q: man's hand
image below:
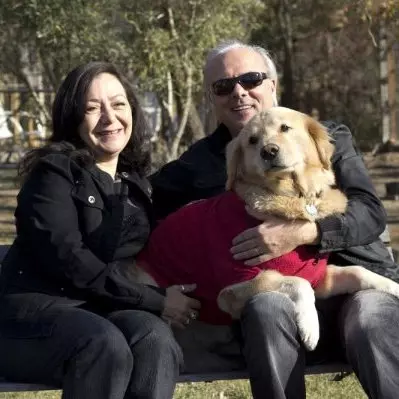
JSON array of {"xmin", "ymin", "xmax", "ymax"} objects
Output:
[
  {"xmin": 231, "ymin": 211, "xmax": 320, "ymax": 266},
  {"xmin": 162, "ymin": 284, "xmax": 201, "ymax": 329}
]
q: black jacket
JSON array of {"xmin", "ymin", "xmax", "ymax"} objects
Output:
[
  {"xmin": 0, "ymin": 153, "xmax": 166, "ymax": 317},
  {"xmin": 150, "ymin": 122, "xmax": 398, "ymax": 275}
]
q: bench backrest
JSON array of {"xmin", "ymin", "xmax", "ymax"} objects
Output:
[{"xmin": 0, "ymin": 245, "xmax": 9, "ymax": 264}]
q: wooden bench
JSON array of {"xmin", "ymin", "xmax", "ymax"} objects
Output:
[
  {"xmin": 0, "ymin": 228, "xmax": 394, "ymax": 393},
  {"xmin": 386, "ymin": 182, "xmax": 399, "ymax": 200}
]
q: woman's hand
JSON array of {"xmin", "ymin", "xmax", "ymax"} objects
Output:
[
  {"xmin": 162, "ymin": 284, "xmax": 201, "ymax": 329},
  {"xmin": 231, "ymin": 210, "xmax": 320, "ymax": 266}
]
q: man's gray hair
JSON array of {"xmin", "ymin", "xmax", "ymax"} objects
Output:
[{"xmin": 204, "ymin": 39, "xmax": 279, "ymax": 106}]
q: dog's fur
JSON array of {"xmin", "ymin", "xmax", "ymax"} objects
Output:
[{"xmin": 137, "ymin": 107, "xmax": 399, "ymax": 350}]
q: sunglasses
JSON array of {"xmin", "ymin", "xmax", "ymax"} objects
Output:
[{"xmin": 212, "ymin": 72, "xmax": 268, "ymax": 96}]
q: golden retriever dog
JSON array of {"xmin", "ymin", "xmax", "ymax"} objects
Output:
[{"xmin": 136, "ymin": 107, "xmax": 399, "ymax": 350}]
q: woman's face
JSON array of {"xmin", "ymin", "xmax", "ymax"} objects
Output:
[{"xmin": 78, "ymin": 73, "xmax": 133, "ymax": 162}]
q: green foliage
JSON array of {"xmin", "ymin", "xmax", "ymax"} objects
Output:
[
  {"xmin": 120, "ymin": 0, "xmax": 264, "ymax": 95},
  {"xmin": 250, "ymin": 0, "xmax": 392, "ymax": 147},
  {"xmin": 0, "ymin": 0, "xmax": 123, "ymax": 88},
  {"xmin": 0, "ymin": 0, "xmax": 395, "ymax": 150},
  {"xmin": 0, "ymin": 0, "xmax": 264, "ymax": 148},
  {"xmin": 115, "ymin": 0, "xmax": 265, "ymax": 152}
]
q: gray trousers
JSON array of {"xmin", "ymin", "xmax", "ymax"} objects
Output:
[
  {"xmin": 0, "ymin": 306, "xmax": 183, "ymax": 399},
  {"xmin": 174, "ymin": 290, "xmax": 399, "ymax": 399}
]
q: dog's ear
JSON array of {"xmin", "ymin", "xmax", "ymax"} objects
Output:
[
  {"xmin": 306, "ymin": 116, "xmax": 335, "ymax": 170},
  {"xmin": 225, "ymin": 137, "xmax": 243, "ymax": 190}
]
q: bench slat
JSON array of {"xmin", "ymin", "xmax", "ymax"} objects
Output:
[
  {"xmin": 177, "ymin": 363, "xmax": 352, "ymax": 383},
  {"xmin": 0, "ymin": 380, "xmax": 58, "ymax": 393},
  {"xmin": 0, "ymin": 245, "xmax": 10, "ymax": 263}
]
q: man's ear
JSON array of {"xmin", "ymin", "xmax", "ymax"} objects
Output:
[
  {"xmin": 306, "ymin": 117, "xmax": 335, "ymax": 170},
  {"xmin": 225, "ymin": 137, "xmax": 243, "ymax": 190}
]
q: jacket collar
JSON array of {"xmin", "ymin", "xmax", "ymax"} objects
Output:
[
  {"xmin": 118, "ymin": 170, "xmax": 152, "ymax": 201},
  {"xmin": 85, "ymin": 164, "xmax": 152, "ymax": 202},
  {"xmin": 207, "ymin": 124, "xmax": 233, "ymax": 155}
]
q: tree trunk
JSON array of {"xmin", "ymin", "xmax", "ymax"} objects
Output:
[
  {"xmin": 379, "ymin": 19, "xmax": 390, "ymax": 143},
  {"xmin": 274, "ymin": 0, "xmax": 297, "ymax": 109},
  {"xmin": 387, "ymin": 46, "xmax": 397, "ymax": 142},
  {"xmin": 168, "ymin": 65, "xmax": 193, "ymax": 161}
]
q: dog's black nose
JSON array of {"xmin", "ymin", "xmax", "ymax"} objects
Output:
[{"xmin": 261, "ymin": 143, "xmax": 280, "ymax": 160}]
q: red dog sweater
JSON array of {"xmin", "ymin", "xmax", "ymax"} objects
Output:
[{"xmin": 137, "ymin": 191, "xmax": 327, "ymax": 324}]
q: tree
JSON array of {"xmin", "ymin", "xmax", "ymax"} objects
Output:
[
  {"xmin": 0, "ymin": 0, "xmax": 123, "ymax": 131},
  {"xmin": 364, "ymin": 0, "xmax": 399, "ymax": 144},
  {"xmin": 251, "ymin": 0, "xmax": 398, "ymax": 149},
  {"xmin": 0, "ymin": 0, "xmax": 264, "ymax": 161},
  {"xmin": 119, "ymin": 0, "xmax": 264, "ymax": 161}
]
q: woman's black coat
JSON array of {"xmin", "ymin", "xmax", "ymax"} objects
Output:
[{"xmin": 0, "ymin": 153, "xmax": 166, "ymax": 321}]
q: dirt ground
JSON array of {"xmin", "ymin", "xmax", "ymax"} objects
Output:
[{"xmin": 2, "ymin": 153, "xmax": 399, "ymax": 255}]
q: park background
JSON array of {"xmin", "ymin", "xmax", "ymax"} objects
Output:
[{"xmin": 0, "ymin": 0, "xmax": 398, "ymax": 398}]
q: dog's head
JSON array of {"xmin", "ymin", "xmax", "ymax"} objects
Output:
[{"xmin": 226, "ymin": 107, "xmax": 335, "ymax": 192}]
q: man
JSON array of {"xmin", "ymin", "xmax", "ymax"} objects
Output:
[{"xmin": 150, "ymin": 40, "xmax": 399, "ymax": 399}]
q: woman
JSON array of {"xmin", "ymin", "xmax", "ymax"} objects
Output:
[{"xmin": 0, "ymin": 62, "xmax": 200, "ymax": 399}]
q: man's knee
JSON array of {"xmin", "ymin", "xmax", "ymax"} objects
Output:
[
  {"xmin": 241, "ymin": 292, "xmax": 296, "ymax": 328},
  {"xmin": 342, "ymin": 290, "xmax": 399, "ymax": 344},
  {"xmin": 240, "ymin": 292, "xmax": 304, "ymax": 371}
]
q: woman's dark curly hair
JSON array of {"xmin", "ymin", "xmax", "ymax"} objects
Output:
[{"xmin": 19, "ymin": 61, "xmax": 151, "ymax": 178}]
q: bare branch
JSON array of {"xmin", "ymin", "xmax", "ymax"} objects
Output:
[
  {"xmin": 167, "ymin": 6, "xmax": 179, "ymax": 40},
  {"xmin": 169, "ymin": 64, "xmax": 192, "ymax": 160},
  {"xmin": 365, "ymin": 7, "xmax": 378, "ymax": 47}
]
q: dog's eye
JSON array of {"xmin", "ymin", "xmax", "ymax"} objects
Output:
[
  {"xmin": 281, "ymin": 124, "xmax": 291, "ymax": 132},
  {"xmin": 248, "ymin": 135, "xmax": 259, "ymax": 145}
]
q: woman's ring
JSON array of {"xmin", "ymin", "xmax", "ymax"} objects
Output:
[
  {"xmin": 181, "ymin": 285, "xmax": 185, "ymax": 293},
  {"xmin": 184, "ymin": 318, "xmax": 190, "ymax": 325}
]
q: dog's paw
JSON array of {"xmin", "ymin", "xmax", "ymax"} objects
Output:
[
  {"xmin": 296, "ymin": 306, "xmax": 320, "ymax": 351},
  {"xmin": 358, "ymin": 267, "xmax": 399, "ymax": 299},
  {"xmin": 378, "ymin": 280, "xmax": 399, "ymax": 299}
]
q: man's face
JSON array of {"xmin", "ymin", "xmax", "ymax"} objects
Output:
[{"xmin": 207, "ymin": 47, "xmax": 276, "ymax": 137}]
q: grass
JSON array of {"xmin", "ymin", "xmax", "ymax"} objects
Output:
[{"xmin": 0, "ymin": 374, "xmax": 367, "ymax": 398}]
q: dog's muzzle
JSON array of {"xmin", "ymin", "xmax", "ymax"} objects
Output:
[{"xmin": 261, "ymin": 143, "xmax": 280, "ymax": 160}]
